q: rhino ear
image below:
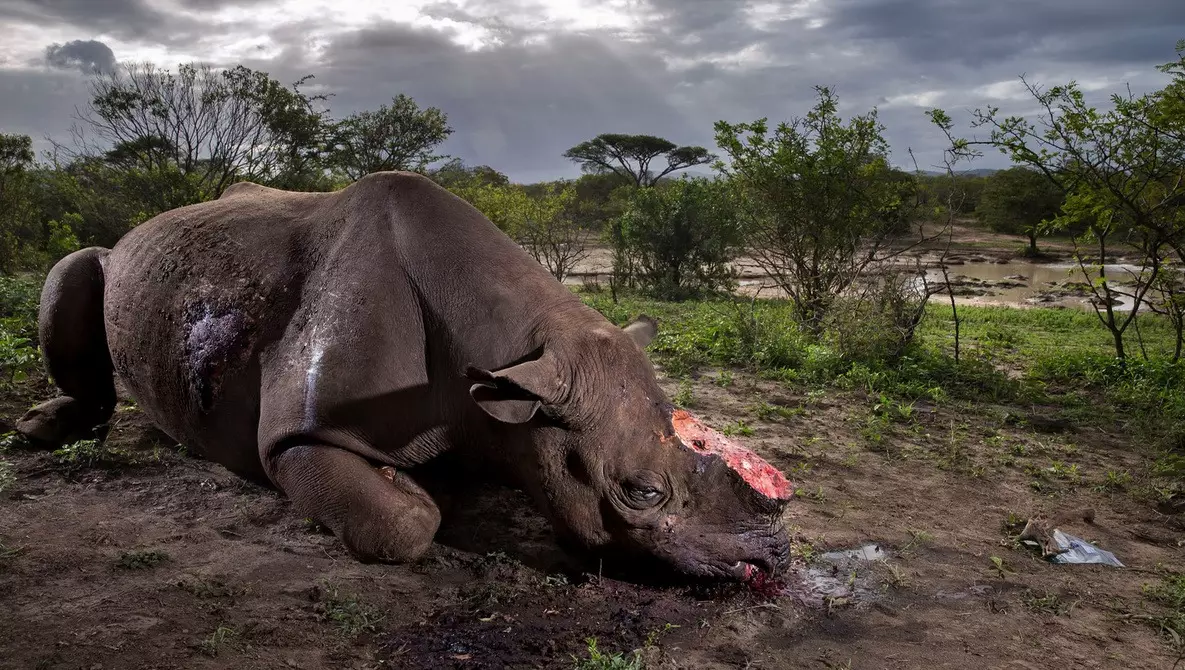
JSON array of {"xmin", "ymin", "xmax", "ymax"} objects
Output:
[
  {"xmin": 466, "ymin": 353, "xmax": 567, "ymax": 424},
  {"xmin": 622, "ymin": 314, "xmax": 658, "ymax": 348}
]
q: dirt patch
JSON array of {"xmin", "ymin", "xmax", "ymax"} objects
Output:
[{"xmin": 2, "ymin": 368, "xmax": 1183, "ymax": 669}]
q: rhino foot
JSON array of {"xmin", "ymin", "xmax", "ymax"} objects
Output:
[
  {"xmin": 15, "ymin": 396, "xmax": 111, "ymax": 448},
  {"xmin": 271, "ymin": 444, "xmax": 442, "ymax": 564}
]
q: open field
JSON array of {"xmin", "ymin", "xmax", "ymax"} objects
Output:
[{"xmin": 1, "ymin": 238, "xmax": 1183, "ymax": 668}]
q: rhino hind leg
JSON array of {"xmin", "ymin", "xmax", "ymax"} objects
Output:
[
  {"xmin": 16, "ymin": 247, "xmax": 116, "ymax": 446},
  {"xmin": 272, "ymin": 444, "xmax": 442, "ymax": 563}
]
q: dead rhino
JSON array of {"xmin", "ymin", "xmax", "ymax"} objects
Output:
[{"xmin": 16, "ymin": 171, "xmax": 793, "ymax": 581}]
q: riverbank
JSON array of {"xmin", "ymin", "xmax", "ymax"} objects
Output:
[{"xmin": 563, "ymin": 222, "xmax": 1167, "ymax": 312}]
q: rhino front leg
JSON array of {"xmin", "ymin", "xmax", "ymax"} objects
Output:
[{"xmin": 272, "ymin": 444, "xmax": 441, "ymax": 563}]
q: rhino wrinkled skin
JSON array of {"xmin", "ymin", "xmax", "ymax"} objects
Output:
[{"xmin": 16, "ymin": 171, "xmax": 792, "ymax": 581}]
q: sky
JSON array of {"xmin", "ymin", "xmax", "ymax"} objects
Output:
[{"xmin": 1, "ymin": 0, "xmax": 1183, "ymax": 183}]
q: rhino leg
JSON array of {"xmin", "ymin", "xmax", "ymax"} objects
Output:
[
  {"xmin": 16, "ymin": 247, "xmax": 116, "ymax": 446},
  {"xmin": 272, "ymin": 444, "xmax": 441, "ymax": 563}
]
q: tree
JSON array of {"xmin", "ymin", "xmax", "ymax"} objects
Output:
[
  {"xmin": 929, "ymin": 39, "xmax": 1185, "ymax": 361},
  {"xmin": 616, "ymin": 177, "xmax": 742, "ymax": 299},
  {"xmin": 328, "ymin": 94, "xmax": 452, "ymax": 180},
  {"xmin": 563, "ymin": 134, "xmax": 714, "ymax": 188},
  {"xmin": 715, "ymin": 86, "xmax": 919, "ymax": 333},
  {"xmin": 0, "ymin": 134, "xmax": 38, "ymax": 272},
  {"xmin": 459, "ymin": 182, "xmax": 588, "ymax": 282},
  {"xmin": 975, "ymin": 166, "xmax": 1064, "ymax": 255},
  {"xmin": 76, "ymin": 62, "xmax": 332, "ymax": 206},
  {"xmin": 428, "ymin": 158, "xmax": 508, "ymax": 190}
]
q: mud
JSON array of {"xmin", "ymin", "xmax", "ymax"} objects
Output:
[{"xmin": 1, "ymin": 367, "xmax": 1183, "ymax": 669}]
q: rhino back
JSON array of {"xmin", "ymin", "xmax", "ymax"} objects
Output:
[{"xmin": 99, "ymin": 172, "xmax": 601, "ymax": 477}]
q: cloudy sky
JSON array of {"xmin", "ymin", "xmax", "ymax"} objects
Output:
[{"xmin": 1, "ymin": 0, "xmax": 1183, "ymax": 182}]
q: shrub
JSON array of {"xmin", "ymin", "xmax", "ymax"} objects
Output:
[{"xmin": 615, "ymin": 177, "xmax": 742, "ymax": 300}]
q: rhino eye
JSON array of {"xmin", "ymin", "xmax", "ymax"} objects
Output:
[{"xmin": 623, "ymin": 474, "xmax": 665, "ymax": 509}]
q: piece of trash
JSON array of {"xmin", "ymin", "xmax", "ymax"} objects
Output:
[
  {"xmin": 1015, "ymin": 507, "xmax": 1123, "ymax": 567},
  {"xmin": 1048, "ymin": 530, "xmax": 1124, "ymax": 567},
  {"xmin": 1016, "ymin": 508, "xmax": 1094, "ymax": 558}
]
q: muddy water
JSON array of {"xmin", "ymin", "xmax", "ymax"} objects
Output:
[
  {"xmin": 922, "ymin": 260, "xmax": 1149, "ymax": 311},
  {"xmin": 568, "ymin": 256, "xmax": 1156, "ymax": 311},
  {"xmin": 773, "ymin": 543, "xmax": 886, "ymax": 608}
]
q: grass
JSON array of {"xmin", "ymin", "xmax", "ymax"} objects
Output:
[
  {"xmin": 0, "ymin": 457, "xmax": 13, "ymax": 494},
  {"xmin": 317, "ymin": 583, "xmax": 385, "ymax": 637},
  {"xmin": 51, "ymin": 439, "xmax": 108, "ymax": 467},
  {"xmin": 199, "ymin": 624, "xmax": 237, "ymax": 657},
  {"xmin": 572, "ymin": 638, "xmax": 645, "ymax": 670},
  {"xmin": 116, "ymin": 549, "xmax": 170, "ymax": 570},
  {"xmin": 1142, "ymin": 573, "xmax": 1185, "ymax": 652},
  {"xmin": 581, "ymin": 288, "xmax": 1185, "ymax": 504},
  {"xmin": 0, "ymin": 275, "xmax": 43, "ymax": 388},
  {"xmin": 1022, "ymin": 589, "xmax": 1078, "ymax": 616}
]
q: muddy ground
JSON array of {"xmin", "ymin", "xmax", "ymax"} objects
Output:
[{"xmin": 1, "ymin": 357, "xmax": 1182, "ymax": 670}]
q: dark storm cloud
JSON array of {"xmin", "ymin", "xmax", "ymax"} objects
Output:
[
  {"xmin": 283, "ymin": 21, "xmax": 703, "ymax": 182},
  {"xmin": 0, "ymin": 0, "xmax": 243, "ymax": 46},
  {"xmin": 2, "ymin": 0, "xmax": 1183, "ymax": 179},
  {"xmin": 44, "ymin": 39, "xmax": 115, "ymax": 74},
  {"xmin": 819, "ymin": 0, "xmax": 1185, "ymax": 68},
  {"xmin": 1, "ymin": 0, "xmax": 169, "ymax": 40}
]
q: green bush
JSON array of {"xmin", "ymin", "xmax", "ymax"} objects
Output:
[{"xmin": 615, "ymin": 177, "xmax": 742, "ymax": 300}]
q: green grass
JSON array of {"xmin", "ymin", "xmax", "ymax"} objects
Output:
[
  {"xmin": 580, "ymin": 289, "xmax": 1184, "ymax": 503},
  {"xmin": 116, "ymin": 549, "xmax": 170, "ymax": 570},
  {"xmin": 1142, "ymin": 572, "xmax": 1185, "ymax": 652},
  {"xmin": 572, "ymin": 638, "xmax": 645, "ymax": 670},
  {"xmin": 317, "ymin": 584, "xmax": 384, "ymax": 637},
  {"xmin": 52, "ymin": 439, "xmax": 110, "ymax": 467},
  {"xmin": 198, "ymin": 624, "xmax": 237, "ymax": 657}
]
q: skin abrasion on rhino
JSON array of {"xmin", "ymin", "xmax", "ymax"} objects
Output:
[{"xmin": 15, "ymin": 171, "xmax": 794, "ymax": 583}]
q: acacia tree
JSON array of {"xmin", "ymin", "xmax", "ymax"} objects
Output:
[
  {"xmin": 976, "ymin": 166, "xmax": 1064, "ymax": 256},
  {"xmin": 929, "ymin": 40, "xmax": 1185, "ymax": 361},
  {"xmin": 715, "ymin": 86, "xmax": 919, "ymax": 334},
  {"xmin": 563, "ymin": 134, "xmax": 714, "ymax": 188},
  {"xmin": 328, "ymin": 94, "xmax": 452, "ymax": 180}
]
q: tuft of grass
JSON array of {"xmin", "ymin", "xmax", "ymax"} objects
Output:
[
  {"xmin": 901, "ymin": 528, "xmax": 934, "ymax": 553},
  {"xmin": 0, "ymin": 539, "xmax": 23, "ymax": 560},
  {"xmin": 672, "ymin": 378, "xmax": 694, "ymax": 408},
  {"xmin": 1142, "ymin": 573, "xmax": 1185, "ymax": 652},
  {"xmin": 52, "ymin": 439, "xmax": 109, "ymax": 468},
  {"xmin": 176, "ymin": 576, "xmax": 248, "ymax": 599},
  {"xmin": 1022, "ymin": 589, "xmax": 1077, "ymax": 616},
  {"xmin": 714, "ymin": 370, "xmax": 734, "ymax": 387},
  {"xmin": 1095, "ymin": 469, "xmax": 1132, "ymax": 493},
  {"xmin": 0, "ymin": 457, "xmax": 13, "ymax": 494},
  {"xmin": 198, "ymin": 624, "xmax": 237, "ymax": 657},
  {"xmin": 316, "ymin": 584, "xmax": 384, "ymax": 637},
  {"xmin": 990, "ymin": 556, "xmax": 1016, "ymax": 579},
  {"xmin": 116, "ymin": 549, "xmax": 170, "ymax": 570},
  {"xmin": 751, "ymin": 401, "xmax": 804, "ymax": 421},
  {"xmin": 720, "ymin": 420, "xmax": 753, "ymax": 437},
  {"xmin": 572, "ymin": 637, "xmax": 645, "ymax": 670}
]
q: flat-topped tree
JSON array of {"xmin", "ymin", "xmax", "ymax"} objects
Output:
[{"xmin": 563, "ymin": 133, "xmax": 714, "ymax": 188}]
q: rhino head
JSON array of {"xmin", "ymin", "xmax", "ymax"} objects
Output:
[{"xmin": 466, "ymin": 315, "xmax": 793, "ymax": 582}]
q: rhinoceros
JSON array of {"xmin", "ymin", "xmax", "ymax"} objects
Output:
[{"xmin": 16, "ymin": 171, "xmax": 793, "ymax": 581}]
